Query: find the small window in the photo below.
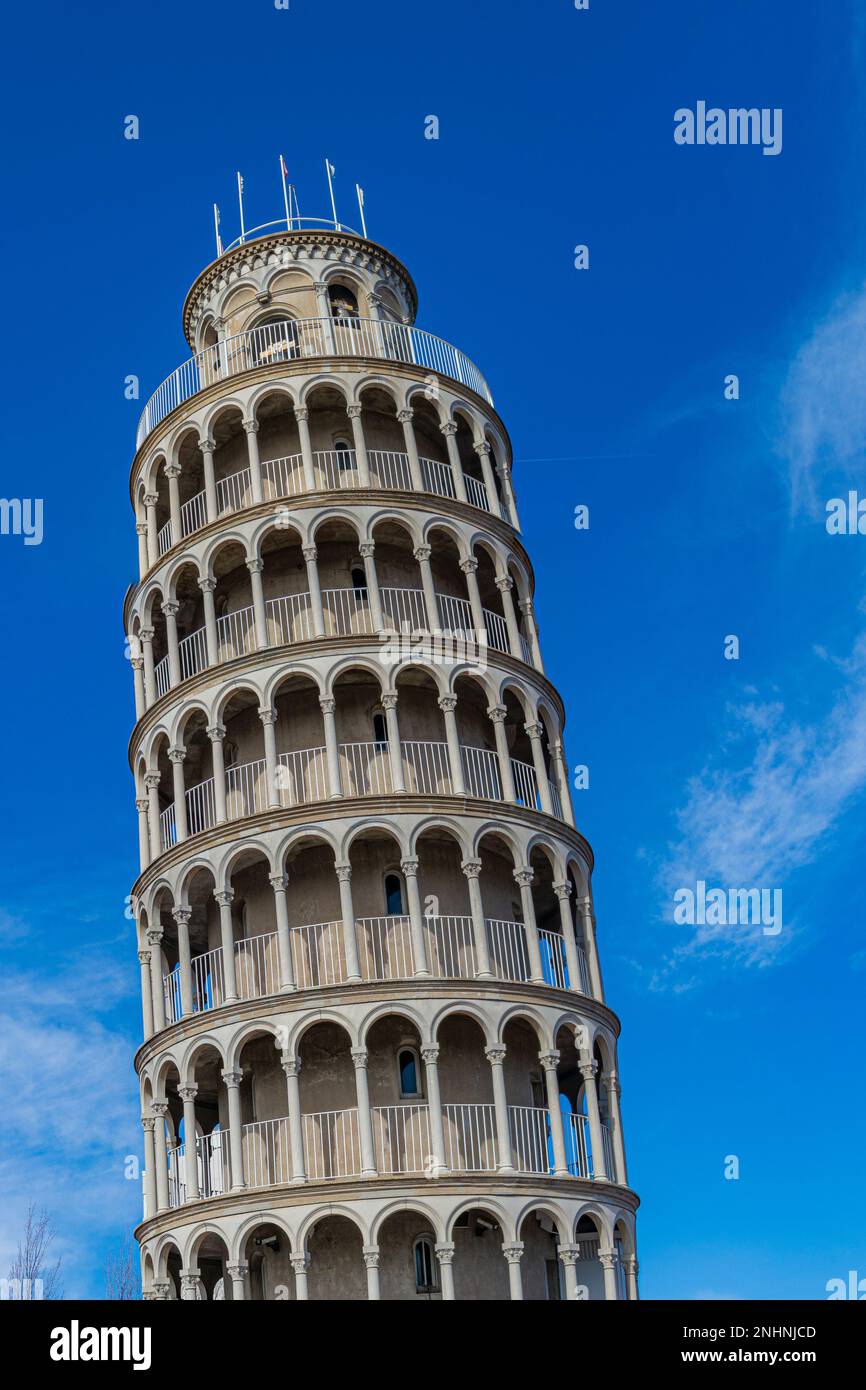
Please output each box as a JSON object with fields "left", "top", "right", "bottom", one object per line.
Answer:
{"left": 384, "top": 872, "right": 404, "bottom": 915}
{"left": 399, "top": 1048, "right": 421, "bottom": 1098}
{"left": 329, "top": 283, "right": 359, "bottom": 321}
{"left": 351, "top": 567, "right": 367, "bottom": 593}
{"left": 372, "top": 711, "right": 388, "bottom": 745}
{"left": 414, "top": 1236, "right": 439, "bottom": 1294}
{"left": 335, "top": 440, "right": 353, "bottom": 471}
{"left": 223, "top": 740, "right": 238, "bottom": 768}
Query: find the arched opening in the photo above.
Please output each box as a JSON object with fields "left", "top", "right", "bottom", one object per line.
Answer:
{"left": 451, "top": 1207, "right": 510, "bottom": 1301}
{"left": 306, "top": 1216, "right": 366, "bottom": 1301}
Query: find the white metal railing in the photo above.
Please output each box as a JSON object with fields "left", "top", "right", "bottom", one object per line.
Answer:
{"left": 290, "top": 920, "right": 346, "bottom": 989}
{"left": 262, "top": 452, "right": 306, "bottom": 499}
{"left": 402, "top": 739, "right": 452, "bottom": 794}
{"left": 381, "top": 585, "right": 427, "bottom": 631}
{"left": 520, "top": 633, "right": 533, "bottom": 665}
{"left": 316, "top": 448, "right": 358, "bottom": 490}
{"left": 565, "top": 1112, "right": 592, "bottom": 1179}
{"left": 549, "top": 778, "right": 563, "bottom": 819}
{"left": 235, "top": 931, "right": 280, "bottom": 1000}
{"left": 602, "top": 1122, "right": 615, "bottom": 1181}
{"left": 420, "top": 455, "right": 456, "bottom": 500}
{"left": 442, "top": 1103, "right": 498, "bottom": 1172}
{"left": 157, "top": 518, "right": 172, "bottom": 556}
{"left": 486, "top": 918, "right": 530, "bottom": 982}
{"left": 461, "top": 745, "right": 502, "bottom": 800}
{"left": 277, "top": 746, "right": 328, "bottom": 807}
{"left": 355, "top": 915, "right": 414, "bottom": 980}
{"left": 538, "top": 929, "right": 569, "bottom": 990}
{"left": 191, "top": 945, "right": 224, "bottom": 1011}
{"left": 368, "top": 448, "right": 412, "bottom": 491}
{"left": 576, "top": 943, "right": 591, "bottom": 995}
{"left": 465, "top": 475, "right": 490, "bottom": 512}
{"left": 340, "top": 741, "right": 393, "bottom": 796}
{"left": 217, "top": 604, "right": 256, "bottom": 660}
{"left": 181, "top": 488, "right": 206, "bottom": 536}
{"left": 159, "top": 802, "right": 176, "bottom": 852}
{"left": 179, "top": 625, "right": 207, "bottom": 682}
{"left": 267, "top": 591, "right": 314, "bottom": 645}
{"left": 136, "top": 317, "right": 492, "bottom": 447}
{"left": 154, "top": 654, "right": 171, "bottom": 700}
{"left": 197, "top": 1129, "right": 231, "bottom": 1198}
{"left": 322, "top": 586, "right": 374, "bottom": 636}
{"left": 511, "top": 757, "right": 540, "bottom": 810}
{"left": 225, "top": 756, "right": 267, "bottom": 818}
{"left": 509, "top": 1105, "right": 552, "bottom": 1175}
{"left": 217, "top": 466, "right": 252, "bottom": 514}
{"left": 163, "top": 964, "right": 182, "bottom": 1025}
{"left": 436, "top": 592, "right": 474, "bottom": 635}
{"left": 243, "top": 1117, "right": 292, "bottom": 1189}
{"left": 425, "top": 915, "right": 477, "bottom": 979}
{"left": 373, "top": 1105, "right": 431, "bottom": 1175}
{"left": 302, "top": 1107, "right": 361, "bottom": 1180}
{"left": 185, "top": 777, "right": 216, "bottom": 836}
{"left": 167, "top": 1145, "right": 185, "bottom": 1208}
{"left": 483, "top": 608, "right": 510, "bottom": 654}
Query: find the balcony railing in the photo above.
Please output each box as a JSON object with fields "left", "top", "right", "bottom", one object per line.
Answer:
{"left": 162, "top": 915, "right": 590, "bottom": 1028}
{"left": 152, "top": 583, "right": 530, "bottom": 696}
{"left": 157, "top": 740, "right": 563, "bottom": 852}
{"left": 137, "top": 317, "right": 493, "bottom": 448}
{"left": 163, "top": 1104, "right": 612, "bottom": 1207}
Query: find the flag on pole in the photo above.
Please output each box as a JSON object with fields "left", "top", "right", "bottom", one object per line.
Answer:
{"left": 237, "top": 171, "right": 246, "bottom": 241}
{"left": 325, "top": 158, "right": 339, "bottom": 230}
{"left": 213, "top": 203, "right": 223, "bottom": 257}
{"left": 279, "top": 155, "right": 292, "bottom": 230}
{"left": 355, "top": 184, "right": 367, "bottom": 238}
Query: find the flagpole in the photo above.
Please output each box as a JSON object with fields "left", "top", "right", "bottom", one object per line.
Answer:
{"left": 355, "top": 184, "right": 367, "bottom": 238}
{"left": 237, "top": 171, "right": 246, "bottom": 242}
{"left": 279, "top": 156, "right": 292, "bottom": 231}
{"left": 325, "top": 158, "right": 339, "bottom": 230}
{"left": 213, "top": 203, "right": 223, "bottom": 257}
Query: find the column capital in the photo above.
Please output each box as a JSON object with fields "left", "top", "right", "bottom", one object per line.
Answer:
{"left": 474, "top": 440, "right": 492, "bottom": 457}
{"left": 143, "top": 492, "right": 159, "bottom": 507}
{"left": 351, "top": 1047, "right": 369, "bottom": 1069}
{"left": 242, "top": 417, "right": 259, "bottom": 434}
{"left": 460, "top": 858, "right": 482, "bottom": 880}
{"left": 164, "top": 461, "right": 182, "bottom": 479}
{"left": 625, "top": 1256, "right": 639, "bottom": 1276}
{"left": 400, "top": 857, "right": 419, "bottom": 877}
{"left": 538, "top": 1049, "right": 560, "bottom": 1071}
{"left": 553, "top": 880, "right": 573, "bottom": 901}
{"left": 269, "top": 872, "right": 288, "bottom": 892}
{"left": 434, "top": 1243, "right": 455, "bottom": 1265}
{"left": 167, "top": 745, "right": 186, "bottom": 764}
{"left": 513, "top": 867, "right": 534, "bottom": 889}
{"left": 135, "top": 797, "right": 149, "bottom": 814}
{"left": 362, "top": 1247, "right": 380, "bottom": 1270}
{"left": 437, "top": 694, "right": 458, "bottom": 713}
{"left": 459, "top": 556, "right": 478, "bottom": 574}
{"left": 486, "top": 703, "right": 507, "bottom": 724}
{"left": 523, "top": 721, "right": 544, "bottom": 740}
{"left": 221, "top": 1069, "right": 243, "bottom": 1088}
{"left": 172, "top": 906, "right": 192, "bottom": 926}
{"left": 144, "top": 771, "right": 161, "bottom": 790}
{"left": 558, "top": 1244, "right": 580, "bottom": 1268}
{"left": 302, "top": 544, "right": 318, "bottom": 563}
{"left": 198, "top": 436, "right": 215, "bottom": 453}
{"left": 207, "top": 723, "right": 226, "bottom": 742}
{"left": 214, "top": 888, "right": 234, "bottom": 907}
{"left": 518, "top": 597, "right": 534, "bottom": 616}
{"left": 151, "top": 1100, "right": 168, "bottom": 1118}
{"left": 609, "top": 1072, "right": 622, "bottom": 1098}
{"left": 178, "top": 1085, "right": 198, "bottom": 1103}
{"left": 335, "top": 861, "right": 352, "bottom": 883}
{"left": 599, "top": 1250, "right": 618, "bottom": 1271}
{"left": 501, "top": 1243, "right": 524, "bottom": 1264}
{"left": 346, "top": 403, "right": 363, "bottom": 419}
{"left": 420, "top": 1045, "right": 440, "bottom": 1066}
{"left": 135, "top": 521, "right": 149, "bottom": 537}
{"left": 246, "top": 557, "right": 264, "bottom": 574}
{"left": 494, "top": 574, "right": 514, "bottom": 594}
{"left": 139, "top": 626, "right": 155, "bottom": 642}
{"left": 146, "top": 927, "right": 164, "bottom": 947}
{"left": 161, "top": 600, "right": 180, "bottom": 618}
{"left": 290, "top": 1254, "right": 310, "bottom": 1275}
{"left": 381, "top": 690, "right": 398, "bottom": 710}
{"left": 141, "top": 1115, "right": 156, "bottom": 1133}
{"left": 198, "top": 576, "right": 217, "bottom": 593}
{"left": 319, "top": 695, "right": 336, "bottom": 715}
{"left": 413, "top": 544, "right": 432, "bottom": 562}
{"left": 397, "top": 408, "right": 414, "bottom": 424}
{"left": 258, "top": 706, "right": 277, "bottom": 725}
{"left": 131, "top": 656, "right": 144, "bottom": 672}
{"left": 485, "top": 1045, "right": 507, "bottom": 1066}
{"left": 579, "top": 1058, "right": 598, "bottom": 1081}
{"left": 226, "top": 1263, "right": 249, "bottom": 1279}
{"left": 138, "top": 949, "right": 151, "bottom": 966}
{"left": 293, "top": 406, "right": 309, "bottom": 422}
{"left": 440, "top": 421, "right": 458, "bottom": 437}
{"left": 281, "top": 1054, "right": 301, "bottom": 1079}
{"left": 359, "top": 541, "right": 375, "bottom": 559}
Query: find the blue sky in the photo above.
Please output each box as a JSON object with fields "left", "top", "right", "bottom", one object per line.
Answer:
{"left": 1, "top": 0, "right": 864, "bottom": 1298}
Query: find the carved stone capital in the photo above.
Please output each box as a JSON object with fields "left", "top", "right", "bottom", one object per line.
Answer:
{"left": 502, "top": 1243, "right": 524, "bottom": 1265}
{"left": 302, "top": 545, "right": 318, "bottom": 563}
{"left": 198, "top": 437, "right": 215, "bottom": 454}
{"left": 381, "top": 691, "right": 398, "bottom": 710}
{"left": 335, "top": 861, "right": 352, "bottom": 882}
{"left": 362, "top": 1247, "right": 380, "bottom": 1269}
{"left": 437, "top": 694, "right": 457, "bottom": 713}
{"left": 461, "top": 858, "right": 482, "bottom": 880}
{"left": 207, "top": 723, "right": 226, "bottom": 742}
{"left": 351, "top": 1047, "right": 368, "bottom": 1069}
{"left": 346, "top": 404, "right": 363, "bottom": 419}
{"left": 420, "top": 1046, "right": 439, "bottom": 1066}
{"left": 486, "top": 704, "right": 507, "bottom": 724}
{"left": 459, "top": 557, "right": 478, "bottom": 574}
{"left": 167, "top": 745, "right": 186, "bottom": 764}
{"left": 494, "top": 575, "right": 513, "bottom": 594}
{"left": 434, "top": 1243, "right": 455, "bottom": 1266}
{"left": 246, "top": 557, "right": 264, "bottom": 574}
{"left": 164, "top": 462, "right": 182, "bottom": 479}
{"left": 178, "top": 1086, "right": 198, "bottom": 1103}
{"left": 359, "top": 541, "right": 375, "bottom": 559}
{"left": 172, "top": 907, "right": 192, "bottom": 926}
{"left": 198, "top": 576, "right": 216, "bottom": 593}
{"left": 524, "top": 721, "right": 543, "bottom": 740}
{"left": 293, "top": 407, "right": 309, "bottom": 422}
{"left": 281, "top": 1055, "right": 301, "bottom": 1079}
{"left": 269, "top": 872, "right": 288, "bottom": 892}
{"left": 258, "top": 706, "right": 277, "bottom": 725}
{"left": 242, "top": 418, "right": 259, "bottom": 434}
{"left": 400, "top": 857, "right": 419, "bottom": 877}
{"left": 440, "top": 422, "right": 457, "bottom": 437}
{"left": 214, "top": 889, "right": 234, "bottom": 908}
{"left": 553, "top": 880, "right": 573, "bottom": 901}
{"left": 413, "top": 544, "right": 432, "bottom": 562}
{"left": 397, "top": 408, "right": 414, "bottom": 424}
{"left": 485, "top": 1046, "right": 506, "bottom": 1066}
{"left": 144, "top": 771, "right": 161, "bottom": 791}
{"left": 513, "top": 867, "right": 534, "bottom": 889}
{"left": 221, "top": 1069, "right": 243, "bottom": 1088}
{"left": 538, "top": 1050, "right": 561, "bottom": 1071}
{"left": 161, "top": 600, "right": 180, "bottom": 617}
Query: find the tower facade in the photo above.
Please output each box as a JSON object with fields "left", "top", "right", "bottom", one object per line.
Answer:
{"left": 128, "top": 205, "right": 639, "bottom": 1301}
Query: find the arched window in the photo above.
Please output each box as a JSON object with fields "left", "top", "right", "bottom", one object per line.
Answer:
{"left": 334, "top": 439, "right": 354, "bottom": 472}
{"left": 398, "top": 1047, "right": 421, "bottom": 1098}
{"left": 372, "top": 709, "right": 388, "bottom": 745}
{"left": 329, "top": 283, "right": 359, "bottom": 321}
{"left": 351, "top": 566, "right": 367, "bottom": 593}
{"left": 384, "top": 871, "right": 404, "bottom": 915}
{"left": 413, "top": 1236, "right": 439, "bottom": 1294}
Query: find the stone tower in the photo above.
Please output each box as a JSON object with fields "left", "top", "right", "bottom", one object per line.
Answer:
{"left": 127, "top": 195, "right": 639, "bottom": 1301}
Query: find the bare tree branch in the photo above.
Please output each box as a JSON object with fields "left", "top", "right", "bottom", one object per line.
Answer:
{"left": 7, "top": 1202, "right": 63, "bottom": 1299}
{"left": 104, "top": 1235, "right": 140, "bottom": 1300}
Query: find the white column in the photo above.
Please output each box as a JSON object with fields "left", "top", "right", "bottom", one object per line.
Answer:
{"left": 498, "top": 461, "right": 519, "bottom": 527}
{"left": 144, "top": 494, "right": 159, "bottom": 568}
{"left": 461, "top": 859, "right": 493, "bottom": 978}
{"left": 227, "top": 1264, "right": 248, "bottom": 1301}
{"left": 579, "top": 1056, "right": 608, "bottom": 1180}
{"left": 215, "top": 889, "right": 238, "bottom": 1001}
{"left": 437, "top": 694, "right": 465, "bottom": 793}
{"left": 435, "top": 1244, "right": 455, "bottom": 1300}
{"left": 136, "top": 797, "right": 151, "bottom": 870}
{"left": 335, "top": 862, "right": 361, "bottom": 980}
{"left": 414, "top": 545, "right": 439, "bottom": 630}
{"left": 151, "top": 1102, "right": 170, "bottom": 1212}
{"left": 221, "top": 1069, "right": 246, "bottom": 1191}
{"left": 487, "top": 705, "right": 517, "bottom": 802}
{"left": 141, "top": 1117, "right": 157, "bottom": 1220}
{"left": 165, "top": 463, "right": 182, "bottom": 542}
{"left": 398, "top": 408, "right": 424, "bottom": 490}
{"left": 513, "top": 867, "right": 544, "bottom": 982}
{"left": 600, "top": 1249, "right": 619, "bottom": 1301}
{"left": 138, "top": 948, "right": 154, "bottom": 1039}
{"left": 131, "top": 656, "right": 146, "bottom": 720}
{"left": 474, "top": 440, "right": 499, "bottom": 508}
{"left": 363, "top": 1247, "right": 381, "bottom": 1300}
{"left": 440, "top": 422, "right": 468, "bottom": 502}
{"left": 173, "top": 906, "right": 193, "bottom": 1016}
{"left": 144, "top": 772, "right": 162, "bottom": 853}
{"left": 320, "top": 697, "right": 343, "bottom": 797}
{"left": 502, "top": 1244, "right": 524, "bottom": 1300}
{"left": 136, "top": 521, "right": 149, "bottom": 578}
{"left": 291, "top": 1254, "right": 310, "bottom": 1300}
{"left": 553, "top": 881, "right": 582, "bottom": 994}
{"left": 247, "top": 558, "right": 269, "bottom": 649}
{"left": 346, "top": 404, "right": 371, "bottom": 485}
{"left": 607, "top": 1071, "right": 628, "bottom": 1185}
{"left": 207, "top": 724, "right": 228, "bottom": 823}
{"left": 485, "top": 1046, "right": 514, "bottom": 1173}
{"left": 400, "top": 858, "right": 430, "bottom": 976}
{"left": 270, "top": 872, "right": 296, "bottom": 991}
{"left": 579, "top": 896, "right": 604, "bottom": 1001}
{"left": 495, "top": 576, "right": 523, "bottom": 659}
{"left": 179, "top": 1087, "right": 199, "bottom": 1200}
{"left": 199, "top": 438, "right": 218, "bottom": 523}
{"left": 539, "top": 1051, "right": 569, "bottom": 1177}
{"left": 524, "top": 722, "right": 553, "bottom": 814}
{"left": 147, "top": 929, "right": 166, "bottom": 1031}
{"left": 168, "top": 746, "right": 188, "bottom": 841}
{"left": 199, "top": 578, "right": 219, "bottom": 666}
{"left": 294, "top": 407, "right": 316, "bottom": 491}
{"left": 460, "top": 557, "right": 486, "bottom": 634}
{"left": 140, "top": 628, "right": 156, "bottom": 706}
{"left": 243, "top": 418, "right": 264, "bottom": 504}
{"left": 625, "top": 1255, "right": 639, "bottom": 1300}
{"left": 315, "top": 281, "right": 336, "bottom": 350}
{"left": 558, "top": 1245, "right": 581, "bottom": 1300}
{"left": 162, "top": 602, "right": 182, "bottom": 687}
{"left": 359, "top": 542, "right": 385, "bottom": 632}
{"left": 281, "top": 1056, "right": 306, "bottom": 1183}
{"left": 519, "top": 596, "right": 544, "bottom": 672}
{"left": 352, "top": 1048, "right": 377, "bottom": 1176}
{"left": 551, "top": 738, "right": 575, "bottom": 826}
{"left": 259, "top": 706, "right": 281, "bottom": 808}
{"left": 421, "top": 1046, "right": 448, "bottom": 1176}
{"left": 381, "top": 690, "right": 405, "bottom": 792}
{"left": 303, "top": 545, "right": 326, "bottom": 636}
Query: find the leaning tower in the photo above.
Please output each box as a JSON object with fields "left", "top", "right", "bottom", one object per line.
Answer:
{"left": 128, "top": 189, "right": 639, "bottom": 1301}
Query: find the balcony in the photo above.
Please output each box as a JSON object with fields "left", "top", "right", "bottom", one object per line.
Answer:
{"left": 137, "top": 317, "right": 493, "bottom": 449}
{"left": 154, "top": 448, "right": 508, "bottom": 560}
{"left": 162, "top": 913, "right": 591, "bottom": 1025}
{"left": 164, "top": 1102, "right": 612, "bottom": 1208}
